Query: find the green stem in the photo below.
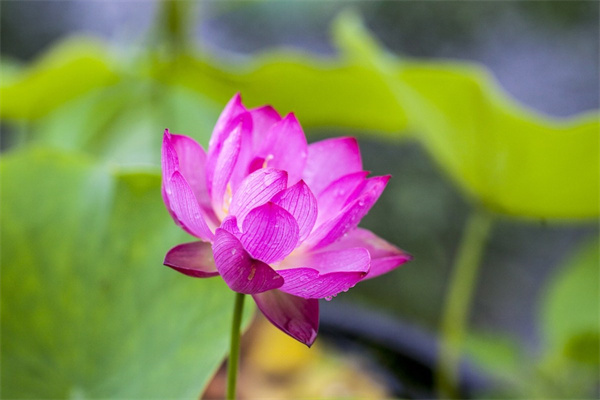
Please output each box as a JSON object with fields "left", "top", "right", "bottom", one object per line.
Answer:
{"left": 436, "top": 208, "right": 494, "bottom": 398}
{"left": 226, "top": 292, "right": 245, "bottom": 400}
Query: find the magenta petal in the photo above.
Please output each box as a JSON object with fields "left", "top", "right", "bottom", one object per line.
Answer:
{"left": 277, "top": 247, "right": 370, "bottom": 299}
{"left": 325, "top": 228, "right": 413, "bottom": 279}
{"left": 253, "top": 290, "right": 319, "bottom": 347}
{"left": 170, "top": 133, "right": 219, "bottom": 227}
{"left": 209, "top": 120, "right": 244, "bottom": 215}
{"left": 213, "top": 229, "right": 284, "bottom": 294}
{"left": 164, "top": 241, "right": 219, "bottom": 278}
{"left": 257, "top": 113, "right": 308, "bottom": 184}
{"left": 305, "top": 175, "right": 390, "bottom": 249}
{"left": 240, "top": 202, "right": 299, "bottom": 264}
{"left": 271, "top": 180, "right": 317, "bottom": 242}
{"left": 249, "top": 105, "right": 282, "bottom": 149}
{"left": 302, "top": 137, "right": 363, "bottom": 195}
{"left": 165, "top": 171, "right": 215, "bottom": 241}
{"left": 208, "top": 93, "right": 247, "bottom": 154}
{"left": 315, "top": 171, "right": 369, "bottom": 228}
{"left": 229, "top": 168, "right": 288, "bottom": 225}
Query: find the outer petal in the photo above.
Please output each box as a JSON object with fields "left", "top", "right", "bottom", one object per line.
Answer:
{"left": 255, "top": 113, "right": 308, "bottom": 184}
{"left": 314, "top": 171, "right": 369, "bottom": 228}
{"left": 164, "top": 241, "right": 218, "bottom": 278}
{"left": 305, "top": 175, "right": 390, "bottom": 249}
{"left": 302, "top": 137, "right": 362, "bottom": 195}
{"left": 163, "top": 131, "right": 219, "bottom": 228}
{"left": 253, "top": 290, "right": 319, "bottom": 347}
{"left": 164, "top": 171, "right": 215, "bottom": 241}
{"left": 276, "top": 247, "right": 370, "bottom": 299}
{"left": 229, "top": 168, "right": 288, "bottom": 226}
{"left": 324, "top": 228, "right": 413, "bottom": 279}
{"left": 240, "top": 203, "right": 299, "bottom": 264}
{"left": 271, "top": 180, "right": 317, "bottom": 242}
{"left": 213, "top": 229, "right": 284, "bottom": 294}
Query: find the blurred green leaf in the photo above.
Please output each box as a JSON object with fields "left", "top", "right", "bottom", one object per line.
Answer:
{"left": 149, "top": 52, "right": 407, "bottom": 134}
{"left": 1, "top": 148, "right": 253, "bottom": 398}
{"left": 333, "top": 10, "right": 600, "bottom": 220}
{"left": 541, "top": 237, "right": 599, "bottom": 357}
{"left": 32, "top": 81, "right": 221, "bottom": 165}
{"left": 0, "top": 37, "right": 119, "bottom": 120}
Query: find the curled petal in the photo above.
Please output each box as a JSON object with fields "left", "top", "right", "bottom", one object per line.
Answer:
{"left": 256, "top": 113, "right": 308, "bottom": 184}
{"left": 315, "top": 171, "right": 369, "bottom": 228}
{"left": 164, "top": 171, "right": 214, "bottom": 241}
{"left": 325, "top": 228, "right": 413, "bottom": 279}
{"left": 253, "top": 290, "right": 319, "bottom": 347}
{"left": 164, "top": 241, "right": 218, "bottom": 278}
{"left": 277, "top": 247, "right": 370, "bottom": 299}
{"left": 229, "top": 168, "right": 288, "bottom": 225}
{"left": 213, "top": 229, "right": 283, "bottom": 294}
{"left": 240, "top": 203, "right": 299, "bottom": 264}
{"left": 271, "top": 180, "right": 317, "bottom": 242}
{"left": 302, "top": 137, "right": 362, "bottom": 195}
{"left": 305, "top": 175, "right": 390, "bottom": 249}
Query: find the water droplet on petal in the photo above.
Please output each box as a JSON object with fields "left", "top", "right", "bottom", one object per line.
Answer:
{"left": 231, "top": 249, "right": 237, "bottom": 255}
{"left": 324, "top": 296, "right": 333, "bottom": 301}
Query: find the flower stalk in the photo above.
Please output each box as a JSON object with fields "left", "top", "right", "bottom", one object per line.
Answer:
{"left": 436, "top": 208, "right": 494, "bottom": 398}
{"left": 226, "top": 292, "right": 246, "bottom": 400}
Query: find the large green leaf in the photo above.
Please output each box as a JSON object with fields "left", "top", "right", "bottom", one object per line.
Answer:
{"left": 333, "top": 10, "right": 600, "bottom": 220}
{"left": 0, "top": 37, "right": 120, "bottom": 120}
{"left": 1, "top": 148, "right": 253, "bottom": 398}
{"left": 150, "top": 52, "right": 407, "bottom": 134}
{"left": 32, "top": 81, "right": 221, "bottom": 164}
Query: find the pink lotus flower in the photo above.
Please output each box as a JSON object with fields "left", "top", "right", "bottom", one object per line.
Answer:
{"left": 162, "top": 94, "right": 411, "bottom": 346}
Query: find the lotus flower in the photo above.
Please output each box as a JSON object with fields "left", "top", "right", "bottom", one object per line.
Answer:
{"left": 162, "top": 94, "right": 411, "bottom": 346}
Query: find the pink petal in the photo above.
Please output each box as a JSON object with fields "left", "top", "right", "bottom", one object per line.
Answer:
{"left": 240, "top": 202, "right": 299, "bottom": 264}
{"left": 229, "top": 168, "right": 288, "bottom": 226}
{"left": 164, "top": 241, "right": 219, "bottom": 278}
{"left": 164, "top": 171, "right": 215, "bottom": 241}
{"left": 302, "top": 137, "right": 362, "bottom": 195}
{"left": 253, "top": 290, "right": 319, "bottom": 347}
{"left": 208, "top": 121, "right": 245, "bottom": 218}
{"left": 305, "top": 175, "right": 390, "bottom": 249}
{"left": 163, "top": 131, "right": 219, "bottom": 228}
{"left": 208, "top": 93, "right": 247, "bottom": 154}
{"left": 271, "top": 180, "right": 317, "bottom": 242}
{"left": 213, "top": 228, "right": 284, "bottom": 294}
{"left": 249, "top": 105, "right": 282, "bottom": 150}
{"left": 314, "top": 171, "right": 369, "bottom": 228}
{"left": 325, "top": 228, "right": 412, "bottom": 279}
{"left": 228, "top": 106, "right": 282, "bottom": 190}
{"left": 255, "top": 113, "right": 308, "bottom": 184}
{"left": 277, "top": 247, "right": 370, "bottom": 299}
{"left": 220, "top": 215, "right": 241, "bottom": 236}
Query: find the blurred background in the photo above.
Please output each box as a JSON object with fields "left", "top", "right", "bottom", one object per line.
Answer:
{"left": 2, "top": 1, "right": 598, "bottom": 399}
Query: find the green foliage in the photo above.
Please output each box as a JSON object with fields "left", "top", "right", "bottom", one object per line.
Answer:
{"left": 0, "top": 37, "right": 119, "bottom": 120}
{"left": 332, "top": 10, "right": 600, "bottom": 220}
{"left": 0, "top": 148, "right": 254, "bottom": 398}
{"left": 541, "top": 237, "right": 599, "bottom": 360}
{"left": 466, "top": 238, "right": 600, "bottom": 398}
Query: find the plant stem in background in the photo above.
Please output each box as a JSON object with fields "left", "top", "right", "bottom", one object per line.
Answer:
{"left": 436, "top": 208, "right": 494, "bottom": 398}
{"left": 226, "top": 292, "right": 246, "bottom": 400}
